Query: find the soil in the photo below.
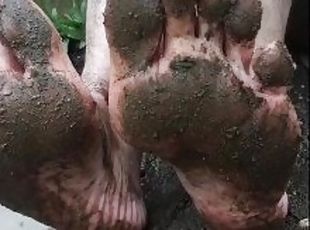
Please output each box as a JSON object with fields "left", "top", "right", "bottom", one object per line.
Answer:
{"left": 68, "top": 40, "right": 309, "bottom": 230}
{"left": 140, "top": 60, "right": 309, "bottom": 230}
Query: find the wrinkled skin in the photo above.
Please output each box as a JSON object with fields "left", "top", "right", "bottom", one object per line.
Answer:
{"left": 106, "top": 0, "right": 301, "bottom": 229}
{"left": 0, "top": 0, "right": 302, "bottom": 230}
{"left": 0, "top": 0, "right": 144, "bottom": 229}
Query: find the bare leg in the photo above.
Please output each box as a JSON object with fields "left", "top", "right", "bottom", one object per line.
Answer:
{"left": 82, "top": 0, "right": 110, "bottom": 99}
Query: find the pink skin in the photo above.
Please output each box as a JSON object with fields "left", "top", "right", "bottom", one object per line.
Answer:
{"left": 107, "top": 0, "right": 301, "bottom": 229}
{"left": 0, "top": 0, "right": 144, "bottom": 229}
{"left": 0, "top": 0, "right": 301, "bottom": 230}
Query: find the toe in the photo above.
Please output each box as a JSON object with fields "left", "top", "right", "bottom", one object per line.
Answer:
{"left": 252, "top": 41, "right": 294, "bottom": 87}
{"left": 0, "top": 0, "right": 99, "bottom": 171}
{"left": 224, "top": 0, "right": 262, "bottom": 42}
{"left": 0, "top": 0, "right": 57, "bottom": 67}
{"left": 105, "top": 0, "right": 164, "bottom": 72}
{"left": 162, "top": 0, "right": 197, "bottom": 38}
{"left": 199, "top": 0, "right": 233, "bottom": 24}
{"left": 250, "top": 0, "right": 295, "bottom": 89}
{"left": 197, "top": 0, "right": 230, "bottom": 51}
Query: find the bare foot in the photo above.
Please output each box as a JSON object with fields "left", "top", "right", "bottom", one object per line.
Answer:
{"left": 0, "top": 0, "right": 145, "bottom": 229}
{"left": 107, "top": 0, "right": 301, "bottom": 229}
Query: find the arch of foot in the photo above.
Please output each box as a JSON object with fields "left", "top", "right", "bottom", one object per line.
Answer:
{"left": 107, "top": 0, "right": 301, "bottom": 229}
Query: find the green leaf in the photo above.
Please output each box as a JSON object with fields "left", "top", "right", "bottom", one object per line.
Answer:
{"left": 67, "top": 0, "right": 84, "bottom": 24}
{"left": 58, "top": 23, "right": 85, "bottom": 40}
{"left": 51, "top": 8, "right": 58, "bottom": 21}
{"left": 36, "top": 0, "right": 87, "bottom": 43}
{"left": 80, "top": 0, "right": 87, "bottom": 22}
{"left": 61, "top": 15, "right": 82, "bottom": 27}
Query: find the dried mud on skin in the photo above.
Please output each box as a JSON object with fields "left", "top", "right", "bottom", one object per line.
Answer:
{"left": 69, "top": 51, "right": 309, "bottom": 230}
{"left": 140, "top": 63, "right": 309, "bottom": 230}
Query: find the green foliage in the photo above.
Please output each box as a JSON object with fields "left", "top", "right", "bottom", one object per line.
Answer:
{"left": 37, "top": 0, "right": 87, "bottom": 48}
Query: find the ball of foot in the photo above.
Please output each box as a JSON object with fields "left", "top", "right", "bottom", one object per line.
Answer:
{"left": 106, "top": 0, "right": 301, "bottom": 229}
